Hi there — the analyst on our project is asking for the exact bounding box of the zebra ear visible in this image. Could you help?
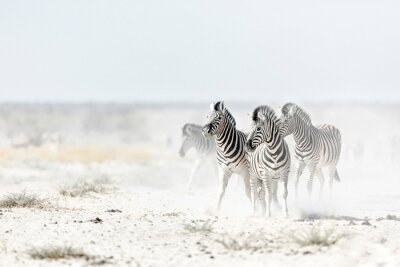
[288,105,297,116]
[258,113,266,122]
[209,102,215,111]
[220,101,225,112]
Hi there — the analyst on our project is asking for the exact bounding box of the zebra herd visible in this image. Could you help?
[179,101,341,217]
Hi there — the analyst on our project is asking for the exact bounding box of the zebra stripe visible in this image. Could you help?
[280,103,341,197]
[245,105,290,217]
[202,101,251,211]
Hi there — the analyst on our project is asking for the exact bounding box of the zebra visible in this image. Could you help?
[279,103,341,198]
[245,106,291,217]
[179,123,217,190]
[202,101,251,211]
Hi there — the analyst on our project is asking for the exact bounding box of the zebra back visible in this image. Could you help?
[282,104,341,165]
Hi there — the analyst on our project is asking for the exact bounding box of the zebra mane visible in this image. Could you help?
[252,105,280,127]
[281,103,296,115]
[224,109,237,127]
[292,104,312,126]
[214,101,236,127]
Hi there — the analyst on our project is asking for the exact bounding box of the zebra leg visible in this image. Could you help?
[307,164,318,197]
[272,179,281,210]
[262,177,272,218]
[281,169,289,217]
[249,177,258,215]
[186,159,200,190]
[258,181,266,216]
[328,165,339,197]
[295,161,306,200]
[237,167,252,202]
[215,170,232,211]
[316,169,324,199]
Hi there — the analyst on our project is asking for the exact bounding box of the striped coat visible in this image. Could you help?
[280,103,341,197]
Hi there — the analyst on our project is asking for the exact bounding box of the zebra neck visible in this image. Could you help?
[264,130,283,150]
[215,120,237,148]
[292,117,314,148]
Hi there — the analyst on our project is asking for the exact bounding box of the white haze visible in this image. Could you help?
[0,103,398,218]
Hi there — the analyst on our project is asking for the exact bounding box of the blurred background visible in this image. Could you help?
[0,1,400,215]
[1,0,400,103]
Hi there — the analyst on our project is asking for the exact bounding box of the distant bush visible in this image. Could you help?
[0,191,48,208]
[215,233,269,252]
[289,224,343,247]
[59,181,108,197]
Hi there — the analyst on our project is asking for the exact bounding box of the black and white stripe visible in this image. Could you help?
[245,106,290,217]
[179,123,217,189]
[280,103,341,197]
[202,101,251,211]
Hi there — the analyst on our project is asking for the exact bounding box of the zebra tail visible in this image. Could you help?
[335,169,340,182]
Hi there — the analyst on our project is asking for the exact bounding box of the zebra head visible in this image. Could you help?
[279,103,297,137]
[179,124,202,157]
[202,101,230,137]
[280,103,312,136]
[246,105,280,152]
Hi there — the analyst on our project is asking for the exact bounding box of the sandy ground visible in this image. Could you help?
[0,103,399,266]
[0,158,399,267]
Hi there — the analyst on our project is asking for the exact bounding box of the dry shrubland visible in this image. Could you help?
[28,246,89,260]
[0,191,49,209]
[289,224,344,247]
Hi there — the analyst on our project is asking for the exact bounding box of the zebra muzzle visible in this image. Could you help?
[202,125,212,136]
[245,141,255,153]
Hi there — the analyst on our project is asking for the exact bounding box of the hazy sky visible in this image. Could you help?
[1,0,399,103]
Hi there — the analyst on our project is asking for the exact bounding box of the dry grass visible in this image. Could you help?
[0,191,48,208]
[28,245,115,265]
[59,181,108,197]
[299,210,362,221]
[28,246,89,260]
[289,224,343,247]
[183,220,214,234]
[215,233,269,252]
[0,145,154,163]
